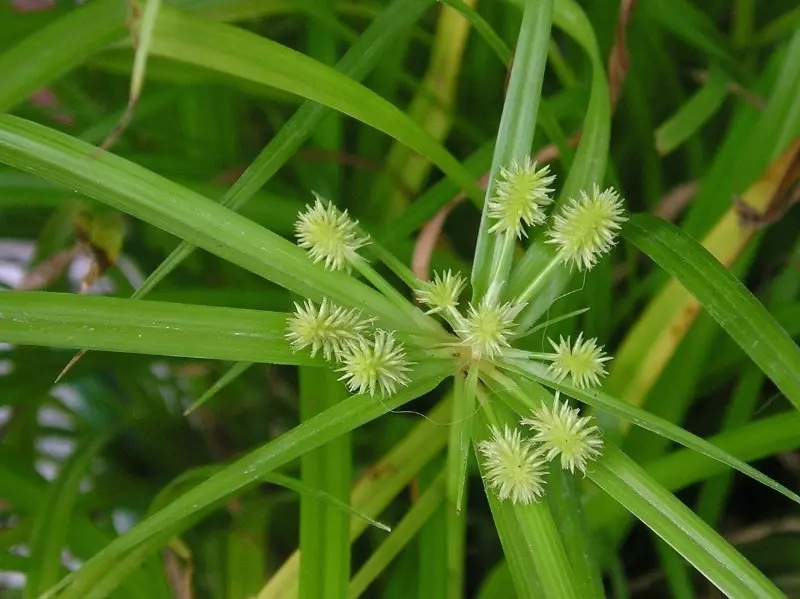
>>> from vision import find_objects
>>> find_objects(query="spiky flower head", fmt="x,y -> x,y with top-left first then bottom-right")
546,184 -> 627,271
547,334 -> 611,389
521,395 -> 603,474
338,330 -> 412,398
477,425 -> 548,504
488,157 -> 555,238
415,270 -> 467,315
294,193 -> 369,272
286,299 -> 373,362
457,295 -> 523,360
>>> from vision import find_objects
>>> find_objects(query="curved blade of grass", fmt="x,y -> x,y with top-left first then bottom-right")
348,473 -> 445,598
99,0 -> 162,152
259,398 -> 452,598
0,292 -> 312,366
624,214 -> 800,411
606,141 -> 799,422
0,115 -> 435,335
470,0 -> 554,300
505,359 -> 800,507
0,0 -> 126,111
367,0 -> 476,221
24,430 -> 115,599
149,8 -> 482,206
41,365 -> 448,598
148,465 -> 389,534
134,0 -> 437,298
184,361 -> 253,414
643,0 -> 748,83
655,65 -> 729,155
438,0 -> 512,64
267,473 -> 389,534
506,0 -> 610,320
586,410 -> 800,542
591,446 -> 785,599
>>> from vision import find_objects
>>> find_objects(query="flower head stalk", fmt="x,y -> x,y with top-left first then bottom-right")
295,194 -> 369,272
522,395 -> 603,474
477,425 -> 548,504
338,329 -> 412,398
488,158 -> 555,238
285,299 -> 373,362
546,184 -> 626,271
547,333 -> 611,389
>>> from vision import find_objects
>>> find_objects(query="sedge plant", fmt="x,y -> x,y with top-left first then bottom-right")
1,0 -> 800,598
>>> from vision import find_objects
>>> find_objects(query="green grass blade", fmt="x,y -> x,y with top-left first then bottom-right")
0,0 -> 126,111
24,431 -> 114,598
264,474 -> 389,534
506,0 -> 610,315
625,214 -> 800,411
586,410 -> 800,538
184,361 -> 254,415
438,0 -> 512,64
42,366 -> 448,598
348,473 -> 445,598
299,368 -> 351,599
470,0 -> 554,300
150,8 -> 482,205
655,65 -> 729,155
133,0 -> 436,297
590,446 -> 785,599
0,292 -> 311,366
0,115 -> 429,334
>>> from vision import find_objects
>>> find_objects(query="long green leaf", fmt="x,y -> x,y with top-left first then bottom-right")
625,214 -> 800,411
591,446 -> 785,598
25,431 -> 114,598
470,0 -> 553,299
0,292 -> 311,366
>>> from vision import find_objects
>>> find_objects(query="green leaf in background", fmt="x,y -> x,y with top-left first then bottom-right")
624,214 -> 800,411
0,292 -> 312,366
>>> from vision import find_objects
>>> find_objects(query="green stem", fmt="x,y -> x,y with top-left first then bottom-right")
515,255 -> 560,305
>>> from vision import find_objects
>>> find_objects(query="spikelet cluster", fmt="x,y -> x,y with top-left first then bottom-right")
487,157 -> 555,238
295,194 -> 369,272
413,158 -> 624,366
547,185 -> 627,271
287,195 -> 411,398
478,396 -> 603,504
